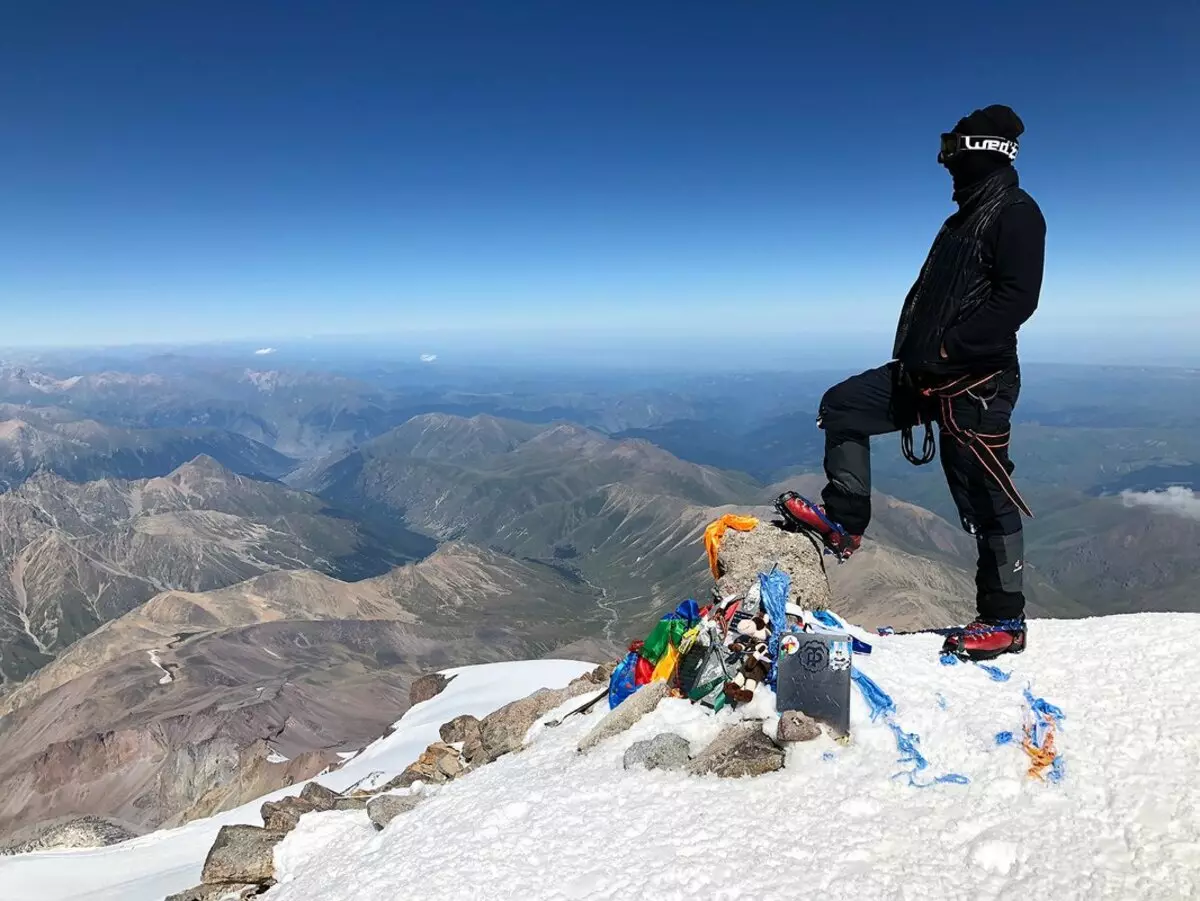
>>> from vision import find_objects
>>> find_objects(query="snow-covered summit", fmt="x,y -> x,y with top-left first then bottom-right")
4,615 -> 1200,901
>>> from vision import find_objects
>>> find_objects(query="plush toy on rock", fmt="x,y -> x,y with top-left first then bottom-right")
723,611 -> 773,705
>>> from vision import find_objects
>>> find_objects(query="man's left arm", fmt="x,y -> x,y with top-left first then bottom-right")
941,202 -> 1047,359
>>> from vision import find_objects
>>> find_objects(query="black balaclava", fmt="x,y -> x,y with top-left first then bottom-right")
942,104 -> 1025,192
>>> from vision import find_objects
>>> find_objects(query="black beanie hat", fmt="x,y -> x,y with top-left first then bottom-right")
953,104 -> 1024,141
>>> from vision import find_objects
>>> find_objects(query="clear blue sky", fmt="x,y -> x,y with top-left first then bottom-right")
1,1 -> 1196,360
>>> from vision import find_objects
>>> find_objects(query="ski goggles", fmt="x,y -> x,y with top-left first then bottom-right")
938,133 -> 1019,163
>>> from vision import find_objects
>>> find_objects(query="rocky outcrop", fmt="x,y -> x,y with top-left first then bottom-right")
410,673 -> 454,706
686,723 -> 785,778
0,815 -> 139,855
623,734 -> 690,772
577,680 -> 671,753
367,794 -> 425,830
259,798 -> 316,834
257,781 -> 348,834
438,714 -> 481,744
200,825 -> 283,885
715,521 -> 832,610
480,680 -> 596,761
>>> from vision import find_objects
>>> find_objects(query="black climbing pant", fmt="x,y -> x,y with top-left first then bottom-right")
817,362 -> 1026,622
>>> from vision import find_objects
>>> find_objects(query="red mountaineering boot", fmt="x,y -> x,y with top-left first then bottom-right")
774,491 -> 862,561
941,619 -> 1027,662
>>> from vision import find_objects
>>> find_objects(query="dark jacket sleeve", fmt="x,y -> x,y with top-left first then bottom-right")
942,201 -> 1046,360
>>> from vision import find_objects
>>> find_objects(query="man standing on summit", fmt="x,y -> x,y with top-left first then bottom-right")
778,105 -> 1046,661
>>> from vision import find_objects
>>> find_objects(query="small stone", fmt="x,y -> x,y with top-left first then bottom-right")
686,723 -> 785,778
410,673 -> 453,706
623,733 -> 691,771
298,781 -> 339,811
367,794 -> 424,830
777,710 -> 822,743
439,714 -> 481,744
200,825 -> 285,884
260,798 -> 316,833
577,680 -> 671,753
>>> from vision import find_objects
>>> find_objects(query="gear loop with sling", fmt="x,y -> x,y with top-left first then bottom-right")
898,369 -> 1033,518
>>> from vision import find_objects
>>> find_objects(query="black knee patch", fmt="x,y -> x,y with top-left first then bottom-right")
984,532 -> 1024,595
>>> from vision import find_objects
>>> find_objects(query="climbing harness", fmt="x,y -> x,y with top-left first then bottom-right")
899,371 -> 1033,517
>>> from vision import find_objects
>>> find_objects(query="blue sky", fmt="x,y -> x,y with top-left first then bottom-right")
1,1 -> 1196,360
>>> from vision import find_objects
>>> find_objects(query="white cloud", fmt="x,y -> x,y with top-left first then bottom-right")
1120,486 -> 1200,521
420,353 -> 437,363
254,347 -> 277,356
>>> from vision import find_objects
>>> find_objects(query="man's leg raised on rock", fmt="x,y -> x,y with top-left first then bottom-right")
778,363 -> 917,558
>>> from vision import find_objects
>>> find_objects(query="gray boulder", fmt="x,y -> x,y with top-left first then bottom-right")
716,522 -> 832,610
439,714 -> 481,744
260,797 -> 316,833
687,723 -> 785,778
577,680 -> 671,753
165,884 -> 267,901
480,680 -> 595,761
462,734 -> 489,768
200,825 -> 285,885
367,793 -> 424,830
333,796 -> 368,812
298,781 -> 339,811
623,733 -> 690,771
777,710 -> 822,743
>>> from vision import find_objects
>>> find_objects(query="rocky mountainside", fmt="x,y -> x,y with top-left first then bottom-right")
294,414 -> 768,634
0,403 -> 295,492
0,456 -> 433,685
0,541 -> 604,840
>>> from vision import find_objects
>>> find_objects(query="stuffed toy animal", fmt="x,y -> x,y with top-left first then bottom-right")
724,640 -> 771,705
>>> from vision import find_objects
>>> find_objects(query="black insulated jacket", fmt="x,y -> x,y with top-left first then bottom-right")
892,167 -> 1046,376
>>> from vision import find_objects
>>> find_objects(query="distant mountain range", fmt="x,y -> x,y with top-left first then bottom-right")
0,456 -> 432,685
1,354 -> 1198,845
0,403 -> 294,491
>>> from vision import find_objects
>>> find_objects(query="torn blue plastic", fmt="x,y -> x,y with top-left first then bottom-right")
887,721 -> 970,788
977,663 -> 1011,682
936,692 -> 948,710
850,668 -> 895,721
939,654 -> 959,666
851,667 -> 969,788
810,608 -> 872,654
994,731 -> 1015,745
1023,685 -> 1066,757
758,568 -> 790,686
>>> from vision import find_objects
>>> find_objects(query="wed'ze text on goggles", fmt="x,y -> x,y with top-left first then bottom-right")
938,133 -> 1019,163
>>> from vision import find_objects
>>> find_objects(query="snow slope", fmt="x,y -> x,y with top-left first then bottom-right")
5,615 -> 1200,901
0,660 -> 595,901
270,614 -> 1200,901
